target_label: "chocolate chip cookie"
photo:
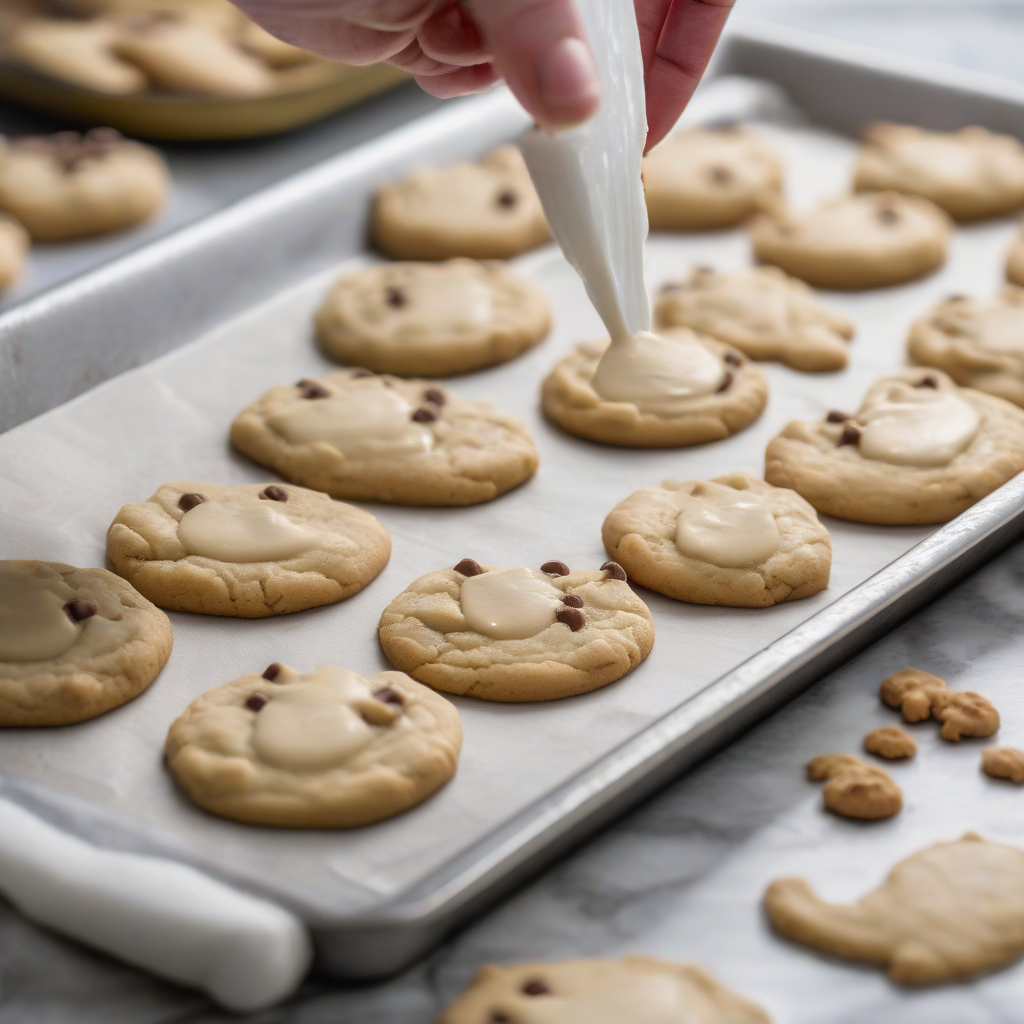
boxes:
[107,481,391,617]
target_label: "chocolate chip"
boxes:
[839,423,861,446]
[522,979,551,996]
[246,692,269,712]
[63,599,97,623]
[178,492,205,512]
[723,352,741,367]
[489,1012,510,1023]
[826,410,852,423]
[601,561,627,581]
[412,405,438,422]
[562,594,583,608]
[385,286,407,308]
[496,189,518,208]
[556,606,585,631]
[716,371,734,393]
[262,663,282,680]
[260,485,288,502]
[350,368,375,378]
[876,207,900,225]
[540,560,570,576]
[915,375,939,388]
[423,387,446,406]
[454,558,484,577]
[708,164,733,184]
[298,379,329,399]
[374,688,404,707]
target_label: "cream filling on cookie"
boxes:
[460,567,563,640]
[591,331,725,414]
[973,306,1024,354]
[401,271,493,329]
[253,666,398,772]
[674,484,780,568]
[267,386,434,460]
[177,500,318,563]
[0,572,82,662]
[857,384,979,467]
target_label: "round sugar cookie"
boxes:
[165,662,461,827]
[230,369,539,506]
[854,122,1024,221]
[655,265,855,372]
[107,481,391,617]
[602,472,831,607]
[0,560,173,727]
[643,127,783,231]
[540,327,768,447]
[315,258,551,377]
[749,191,950,290]
[371,145,550,260]
[764,369,1024,524]
[378,559,654,702]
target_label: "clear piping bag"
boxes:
[519,0,650,344]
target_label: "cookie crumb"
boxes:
[932,690,999,741]
[880,667,948,722]
[982,746,1024,784]
[808,752,902,820]
[865,725,917,759]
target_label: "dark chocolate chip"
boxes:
[562,593,583,608]
[454,558,484,576]
[298,379,330,399]
[423,387,446,406]
[723,352,741,367]
[178,492,205,512]
[260,485,288,502]
[262,663,282,681]
[915,375,939,388]
[246,692,269,712]
[556,606,585,631]
[540,560,570,576]
[385,286,407,308]
[838,423,861,446]
[601,561,627,581]
[374,688,404,707]
[63,599,97,623]
[716,371,734,393]
[496,189,518,208]
[350,368,375,378]
[489,1012,511,1023]
[826,410,852,423]
[412,405,438,422]
[522,979,551,996]
[876,207,900,225]
[708,164,733,184]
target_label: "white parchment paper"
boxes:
[0,121,1018,920]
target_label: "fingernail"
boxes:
[536,36,601,127]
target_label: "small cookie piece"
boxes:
[764,369,1024,524]
[541,328,768,447]
[371,145,550,260]
[1007,223,1024,287]
[982,747,1024,784]
[864,725,917,760]
[107,481,391,618]
[655,265,854,372]
[165,663,461,827]
[8,18,147,94]
[378,561,654,702]
[601,473,831,607]
[932,690,999,741]
[315,259,551,377]
[880,667,948,722]
[749,192,950,290]
[907,289,1024,408]
[0,129,167,241]
[643,127,783,231]
[765,834,1024,984]
[0,560,172,727]
[230,370,538,506]
[0,217,29,290]
[807,753,902,820]
[438,957,771,1024]
[854,122,1024,221]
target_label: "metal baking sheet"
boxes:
[2,20,1024,979]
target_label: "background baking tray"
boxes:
[3,19,1024,980]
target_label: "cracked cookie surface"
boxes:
[230,369,539,505]
[315,258,551,377]
[0,560,172,726]
[378,561,654,702]
[107,481,390,617]
[165,662,461,827]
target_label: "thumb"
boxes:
[466,0,600,129]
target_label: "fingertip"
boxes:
[534,35,601,129]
